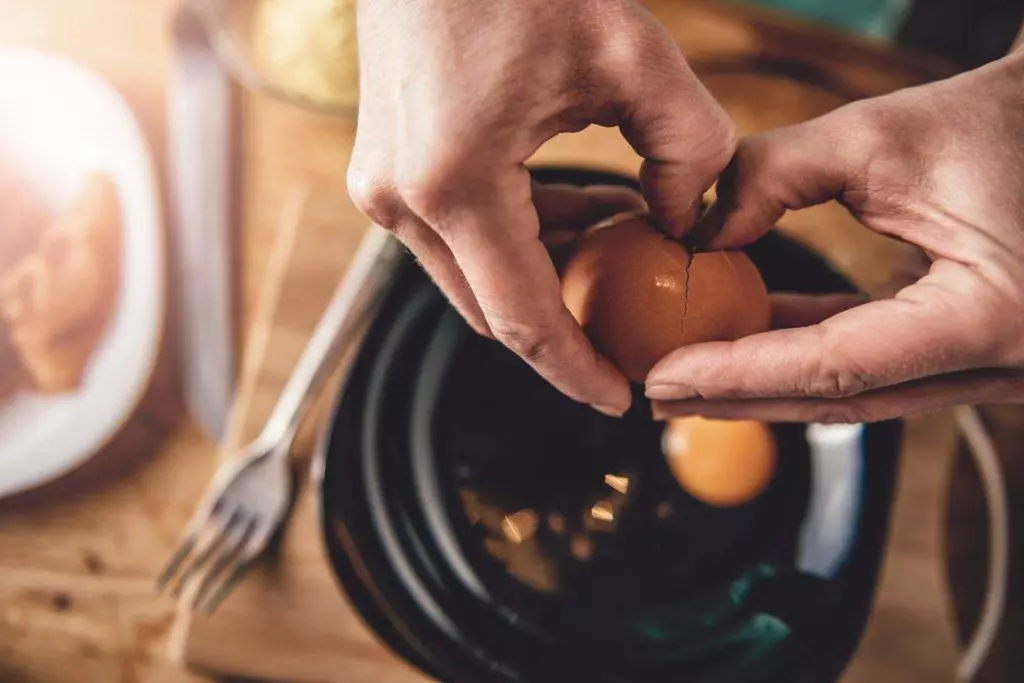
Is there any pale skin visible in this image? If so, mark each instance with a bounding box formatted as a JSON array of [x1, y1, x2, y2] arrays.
[[351, 1, 1024, 423], [649, 33, 1024, 423], [348, 0, 735, 416]]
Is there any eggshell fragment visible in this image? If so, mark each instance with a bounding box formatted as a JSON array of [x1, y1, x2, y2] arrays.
[[559, 214, 770, 382]]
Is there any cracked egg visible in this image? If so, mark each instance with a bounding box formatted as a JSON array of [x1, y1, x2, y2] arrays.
[[559, 213, 770, 383]]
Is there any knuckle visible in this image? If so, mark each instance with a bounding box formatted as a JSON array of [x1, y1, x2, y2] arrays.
[[805, 330, 872, 399], [595, 10, 650, 73], [808, 363, 871, 399], [835, 102, 888, 155], [489, 317, 559, 365], [394, 158, 466, 223], [834, 101, 922, 177], [695, 113, 738, 173], [347, 162, 402, 227]]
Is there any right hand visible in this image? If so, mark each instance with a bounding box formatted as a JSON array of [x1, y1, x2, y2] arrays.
[[348, 0, 735, 416]]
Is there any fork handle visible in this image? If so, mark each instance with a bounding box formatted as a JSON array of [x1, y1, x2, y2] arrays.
[[261, 225, 404, 444]]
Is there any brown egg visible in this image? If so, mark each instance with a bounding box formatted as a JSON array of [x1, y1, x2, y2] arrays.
[[662, 416, 777, 507], [559, 213, 770, 382]]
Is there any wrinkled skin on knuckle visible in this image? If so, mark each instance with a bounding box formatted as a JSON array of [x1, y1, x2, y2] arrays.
[[640, 60, 735, 167], [804, 331, 872, 399], [808, 364, 871, 399], [694, 110, 738, 174], [490, 318, 557, 365]]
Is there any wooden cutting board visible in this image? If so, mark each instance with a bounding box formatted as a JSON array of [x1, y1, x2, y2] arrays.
[[167, 2, 967, 681]]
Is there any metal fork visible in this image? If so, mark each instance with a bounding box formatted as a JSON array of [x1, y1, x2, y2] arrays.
[[156, 223, 405, 614]]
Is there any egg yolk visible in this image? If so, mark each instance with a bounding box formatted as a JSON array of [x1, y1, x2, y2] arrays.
[[662, 416, 777, 507]]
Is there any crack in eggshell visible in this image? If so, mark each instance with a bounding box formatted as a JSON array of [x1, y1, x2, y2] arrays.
[[648, 234, 692, 345], [681, 250, 695, 343], [560, 217, 769, 383]]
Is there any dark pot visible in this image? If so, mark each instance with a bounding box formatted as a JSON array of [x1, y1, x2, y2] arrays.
[[317, 166, 902, 683]]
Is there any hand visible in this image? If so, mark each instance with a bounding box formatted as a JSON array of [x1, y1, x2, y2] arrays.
[[647, 50, 1024, 423], [348, 0, 735, 416]]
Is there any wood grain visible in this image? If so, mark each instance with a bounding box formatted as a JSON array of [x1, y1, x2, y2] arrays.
[[0, 1, 999, 682]]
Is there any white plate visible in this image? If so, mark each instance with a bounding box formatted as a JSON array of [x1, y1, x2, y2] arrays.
[[0, 47, 164, 498]]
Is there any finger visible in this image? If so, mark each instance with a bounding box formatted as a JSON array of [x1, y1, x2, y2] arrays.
[[646, 272, 1001, 401], [532, 183, 646, 232], [691, 118, 850, 251], [611, 28, 736, 238], [392, 216, 490, 336], [346, 147, 491, 337], [770, 292, 868, 329], [437, 167, 633, 414], [652, 368, 1024, 423], [534, 183, 647, 272]]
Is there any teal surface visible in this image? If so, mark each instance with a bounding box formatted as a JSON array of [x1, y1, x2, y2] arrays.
[[730, 0, 911, 39]]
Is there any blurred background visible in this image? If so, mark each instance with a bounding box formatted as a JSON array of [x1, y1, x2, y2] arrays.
[[746, 0, 1023, 67]]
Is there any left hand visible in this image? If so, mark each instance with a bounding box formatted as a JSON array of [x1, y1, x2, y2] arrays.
[[647, 50, 1024, 423]]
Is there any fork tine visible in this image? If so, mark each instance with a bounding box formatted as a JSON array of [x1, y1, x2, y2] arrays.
[[189, 515, 256, 612], [199, 558, 249, 616], [199, 518, 276, 615], [155, 532, 197, 593], [156, 495, 223, 593], [169, 509, 240, 598]]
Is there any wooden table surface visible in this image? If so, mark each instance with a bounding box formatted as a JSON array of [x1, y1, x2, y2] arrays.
[[0, 1, 1017, 682]]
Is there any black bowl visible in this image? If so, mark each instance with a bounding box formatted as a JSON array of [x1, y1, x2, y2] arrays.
[[318, 167, 902, 683]]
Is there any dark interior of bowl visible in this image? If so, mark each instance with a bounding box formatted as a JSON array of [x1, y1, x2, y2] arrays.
[[319, 167, 903, 683]]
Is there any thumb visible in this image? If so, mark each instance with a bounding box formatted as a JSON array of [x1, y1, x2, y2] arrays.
[[694, 115, 857, 250]]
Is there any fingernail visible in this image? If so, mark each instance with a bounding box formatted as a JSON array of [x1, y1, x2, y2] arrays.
[[644, 384, 698, 400], [591, 403, 627, 418]]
